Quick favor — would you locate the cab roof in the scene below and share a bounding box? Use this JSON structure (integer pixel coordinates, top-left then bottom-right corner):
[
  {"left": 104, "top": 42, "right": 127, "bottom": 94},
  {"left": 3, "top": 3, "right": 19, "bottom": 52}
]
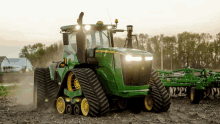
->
[{"left": 61, "top": 24, "right": 117, "bottom": 32}]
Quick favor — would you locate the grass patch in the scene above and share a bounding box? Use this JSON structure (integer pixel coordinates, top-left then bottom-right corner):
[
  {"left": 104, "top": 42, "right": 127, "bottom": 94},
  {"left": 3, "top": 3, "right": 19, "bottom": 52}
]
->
[{"left": 0, "top": 86, "right": 9, "bottom": 96}]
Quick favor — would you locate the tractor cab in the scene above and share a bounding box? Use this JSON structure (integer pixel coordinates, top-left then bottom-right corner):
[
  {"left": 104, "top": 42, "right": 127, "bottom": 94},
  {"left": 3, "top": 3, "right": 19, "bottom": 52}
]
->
[{"left": 61, "top": 23, "right": 114, "bottom": 57}]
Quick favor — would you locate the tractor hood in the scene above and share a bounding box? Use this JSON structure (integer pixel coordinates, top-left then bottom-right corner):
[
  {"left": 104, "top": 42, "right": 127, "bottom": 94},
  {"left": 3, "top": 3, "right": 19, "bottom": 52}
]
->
[{"left": 95, "top": 47, "right": 153, "bottom": 57}]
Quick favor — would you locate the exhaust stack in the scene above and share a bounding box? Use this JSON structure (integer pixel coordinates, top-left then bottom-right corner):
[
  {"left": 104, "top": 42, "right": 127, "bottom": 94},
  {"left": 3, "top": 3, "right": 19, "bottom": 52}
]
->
[{"left": 76, "top": 12, "right": 87, "bottom": 63}]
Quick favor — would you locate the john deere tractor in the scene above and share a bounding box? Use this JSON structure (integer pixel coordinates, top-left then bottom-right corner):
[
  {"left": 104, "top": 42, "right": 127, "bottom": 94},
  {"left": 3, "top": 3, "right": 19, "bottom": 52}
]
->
[{"left": 33, "top": 12, "right": 171, "bottom": 117}]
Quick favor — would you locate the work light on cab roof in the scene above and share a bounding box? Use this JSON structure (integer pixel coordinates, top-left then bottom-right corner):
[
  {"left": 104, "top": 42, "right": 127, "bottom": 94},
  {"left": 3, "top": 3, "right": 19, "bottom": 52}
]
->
[{"left": 96, "top": 21, "right": 103, "bottom": 26}]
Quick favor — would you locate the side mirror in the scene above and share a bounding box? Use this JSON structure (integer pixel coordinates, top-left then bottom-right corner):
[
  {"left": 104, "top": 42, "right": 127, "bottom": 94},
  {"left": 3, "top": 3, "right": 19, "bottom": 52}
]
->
[{"left": 63, "top": 33, "right": 69, "bottom": 45}]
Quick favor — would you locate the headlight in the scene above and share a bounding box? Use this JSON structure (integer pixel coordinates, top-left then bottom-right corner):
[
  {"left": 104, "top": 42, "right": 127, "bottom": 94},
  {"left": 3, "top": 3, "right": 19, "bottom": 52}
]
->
[
  {"left": 76, "top": 25, "right": 80, "bottom": 30},
  {"left": 126, "top": 55, "right": 142, "bottom": 61},
  {"left": 107, "top": 26, "right": 112, "bottom": 29},
  {"left": 85, "top": 25, "right": 91, "bottom": 30},
  {"left": 145, "top": 57, "right": 153, "bottom": 61}
]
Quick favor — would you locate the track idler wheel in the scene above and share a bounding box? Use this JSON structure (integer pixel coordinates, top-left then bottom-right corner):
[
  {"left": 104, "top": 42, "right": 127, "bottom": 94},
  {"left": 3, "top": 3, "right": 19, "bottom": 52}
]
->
[
  {"left": 117, "top": 97, "right": 127, "bottom": 110},
  {"left": 66, "top": 104, "right": 74, "bottom": 115},
  {"left": 56, "top": 96, "right": 67, "bottom": 114},
  {"left": 190, "top": 87, "right": 200, "bottom": 104},
  {"left": 81, "top": 98, "right": 89, "bottom": 116},
  {"left": 74, "top": 104, "right": 81, "bottom": 115},
  {"left": 143, "top": 94, "right": 153, "bottom": 111}
]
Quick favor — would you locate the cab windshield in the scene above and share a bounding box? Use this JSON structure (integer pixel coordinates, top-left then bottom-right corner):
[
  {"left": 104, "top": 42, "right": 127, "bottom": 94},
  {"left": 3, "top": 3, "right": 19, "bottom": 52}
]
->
[{"left": 68, "top": 30, "right": 111, "bottom": 53}]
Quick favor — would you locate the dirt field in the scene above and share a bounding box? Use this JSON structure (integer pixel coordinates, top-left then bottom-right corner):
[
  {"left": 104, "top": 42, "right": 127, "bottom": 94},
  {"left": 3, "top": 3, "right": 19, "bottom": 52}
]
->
[
  {"left": 0, "top": 96, "right": 220, "bottom": 124},
  {"left": 0, "top": 75, "right": 220, "bottom": 124}
]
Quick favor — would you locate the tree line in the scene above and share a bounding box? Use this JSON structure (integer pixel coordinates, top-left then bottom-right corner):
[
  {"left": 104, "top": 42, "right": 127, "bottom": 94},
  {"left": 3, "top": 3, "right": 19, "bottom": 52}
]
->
[
  {"left": 114, "top": 31, "right": 220, "bottom": 70},
  {"left": 19, "top": 31, "right": 220, "bottom": 70}
]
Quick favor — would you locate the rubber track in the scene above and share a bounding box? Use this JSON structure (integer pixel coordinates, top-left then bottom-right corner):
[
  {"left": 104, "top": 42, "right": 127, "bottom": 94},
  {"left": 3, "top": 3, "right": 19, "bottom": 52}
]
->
[
  {"left": 44, "top": 68, "right": 59, "bottom": 107},
  {"left": 72, "top": 68, "right": 110, "bottom": 117},
  {"left": 34, "top": 68, "right": 46, "bottom": 108},
  {"left": 149, "top": 69, "right": 171, "bottom": 112}
]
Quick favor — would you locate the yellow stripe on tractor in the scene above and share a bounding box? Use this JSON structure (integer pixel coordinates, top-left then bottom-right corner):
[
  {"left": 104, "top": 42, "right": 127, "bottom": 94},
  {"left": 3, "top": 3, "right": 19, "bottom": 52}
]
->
[{"left": 95, "top": 50, "right": 116, "bottom": 53}]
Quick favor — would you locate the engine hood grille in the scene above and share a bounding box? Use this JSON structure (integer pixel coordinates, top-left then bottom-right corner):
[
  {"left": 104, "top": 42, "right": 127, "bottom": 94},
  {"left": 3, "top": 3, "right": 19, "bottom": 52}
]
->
[{"left": 120, "top": 55, "right": 152, "bottom": 86}]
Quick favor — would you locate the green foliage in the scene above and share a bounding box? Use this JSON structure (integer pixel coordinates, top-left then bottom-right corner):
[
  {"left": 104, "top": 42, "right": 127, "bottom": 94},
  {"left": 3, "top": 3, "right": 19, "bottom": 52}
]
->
[
  {"left": 19, "top": 41, "right": 63, "bottom": 70},
  {"left": 0, "top": 86, "right": 9, "bottom": 96},
  {"left": 113, "top": 37, "right": 126, "bottom": 47}
]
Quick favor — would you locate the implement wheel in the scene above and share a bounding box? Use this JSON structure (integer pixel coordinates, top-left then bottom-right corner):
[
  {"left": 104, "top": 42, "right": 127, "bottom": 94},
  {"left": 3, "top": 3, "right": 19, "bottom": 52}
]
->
[
  {"left": 186, "top": 87, "right": 191, "bottom": 99},
  {"left": 190, "top": 87, "right": 200, "bottom": 104},
  {"left": 148, "top": 69, "right": 171, "bottom": 113},
  {"left": 205, "top": 87, "right": 211, "bottom": 97}
]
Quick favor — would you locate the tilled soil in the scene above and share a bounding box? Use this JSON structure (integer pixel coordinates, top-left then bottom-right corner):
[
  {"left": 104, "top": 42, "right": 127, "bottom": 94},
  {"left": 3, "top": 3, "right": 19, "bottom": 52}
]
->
[{"left": 0, "top": 97, "right": 220, "bottom": 124}]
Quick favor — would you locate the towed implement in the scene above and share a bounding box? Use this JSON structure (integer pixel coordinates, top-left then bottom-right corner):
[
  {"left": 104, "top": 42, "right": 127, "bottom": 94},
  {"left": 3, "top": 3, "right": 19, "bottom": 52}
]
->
[
  {"left": 33, "top": 12, "right": 171, "bottom": 117},
  {"left": 157, "top": 68, "right": 220, "bottom": 104}
]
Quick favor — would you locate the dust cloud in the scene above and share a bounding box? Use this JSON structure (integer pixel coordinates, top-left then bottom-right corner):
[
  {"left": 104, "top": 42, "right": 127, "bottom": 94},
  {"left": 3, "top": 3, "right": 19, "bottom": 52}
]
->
[
  {"left": 6, "top": 75, "right": 35, "bottom": 105},
  {"left": 15, "top": 75, "right": 34, "bottom": 105}
]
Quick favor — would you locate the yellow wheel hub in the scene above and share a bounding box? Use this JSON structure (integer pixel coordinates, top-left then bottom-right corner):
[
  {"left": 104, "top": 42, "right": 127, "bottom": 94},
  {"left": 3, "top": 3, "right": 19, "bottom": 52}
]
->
[
  {"left": 81, "top": 98, "right": 89, "bottom": 116},
  {"left": 56, "top": 97, "right": 66, "bottom": 114},
  {"left": 67, "top": 72, "right": 81, "bottom": 92},
  {"left": 144, "top": 95, "right": 153, "bottom": 111},
  {"left": 191, "top": 91, "right": 194, "bottom": 101}
]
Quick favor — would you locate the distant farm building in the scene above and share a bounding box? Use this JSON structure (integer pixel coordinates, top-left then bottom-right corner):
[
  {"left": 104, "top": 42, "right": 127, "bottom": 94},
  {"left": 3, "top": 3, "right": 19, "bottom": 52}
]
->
[
  {"left": 0, "top": 56, "right": 13, "bottom": 72},
  {"left": 0, "top": 56, "right": 33, "bottom": 73}
]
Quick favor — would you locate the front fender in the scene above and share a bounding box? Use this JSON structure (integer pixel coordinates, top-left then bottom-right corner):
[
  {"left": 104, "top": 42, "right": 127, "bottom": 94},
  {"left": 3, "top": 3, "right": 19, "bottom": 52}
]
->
[
  {"left": 96, "top": 66, "right": 118, "bottom": 94},
  {"left": 49, "top": 63, "right": 58, "bottom": 80}
]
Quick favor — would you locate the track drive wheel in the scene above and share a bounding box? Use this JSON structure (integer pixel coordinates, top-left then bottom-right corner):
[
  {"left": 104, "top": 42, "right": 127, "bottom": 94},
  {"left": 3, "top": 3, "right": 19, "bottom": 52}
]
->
[
  {"left": 33, "top": 68, "right": 46, "bottom": 109},
  {"left": 190, "top": 87, "right": 200, "bottom": 104},
  {"left": 56, "top": 96, "right": 67, "bottom": 114},
  {"left": 148, "top": 69, "right": 171, "bottom": 113}
]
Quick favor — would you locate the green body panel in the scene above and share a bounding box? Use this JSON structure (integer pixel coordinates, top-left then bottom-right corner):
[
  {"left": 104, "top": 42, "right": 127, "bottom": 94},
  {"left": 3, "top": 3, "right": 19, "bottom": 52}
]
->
[
  {"left": 49, "top": 65, "right": 54, "bottom": 80},
  {"left": 64, "top": 89, "right": 82, "bottom": 99}
]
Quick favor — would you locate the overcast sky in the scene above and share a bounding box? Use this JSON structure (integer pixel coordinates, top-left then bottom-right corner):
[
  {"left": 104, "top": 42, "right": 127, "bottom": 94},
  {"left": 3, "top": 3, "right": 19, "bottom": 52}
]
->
[{"left": 0, "top": 0, "right": 220, "bottom": 58}]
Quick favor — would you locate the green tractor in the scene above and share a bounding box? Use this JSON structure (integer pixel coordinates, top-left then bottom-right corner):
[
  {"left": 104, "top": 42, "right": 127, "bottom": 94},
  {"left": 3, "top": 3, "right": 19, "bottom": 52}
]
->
[{"left": 33, "top": 12, "right": 171, "bottom": 117}]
